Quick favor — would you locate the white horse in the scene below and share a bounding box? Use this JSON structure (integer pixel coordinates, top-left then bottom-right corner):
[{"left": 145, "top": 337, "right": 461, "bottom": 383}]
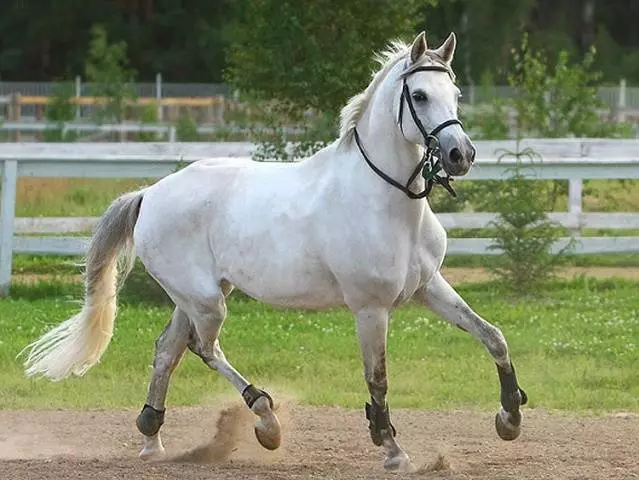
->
[{"left": 22, "top": 31, "right": 526, "bottom": 471}]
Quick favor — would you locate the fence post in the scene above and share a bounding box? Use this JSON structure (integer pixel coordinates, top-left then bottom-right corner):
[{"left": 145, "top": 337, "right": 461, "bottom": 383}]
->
[
  {"left": 0, "top": 159, "right": 18, "bottom": 296},
  {"left": 568, "top": 178, "right": 583, "bottom": 234},
  {"left": 75, "top": 75, "right": 82, "bottom": 120},
  {"left": 10, "top": 94, "right": 20, "bottom": 142},
  {"left": 617, "top": 78, "right": 626, "bottom": 123},
  {"left": 156, "top": 73, "right": 163, "bottom": 122}
]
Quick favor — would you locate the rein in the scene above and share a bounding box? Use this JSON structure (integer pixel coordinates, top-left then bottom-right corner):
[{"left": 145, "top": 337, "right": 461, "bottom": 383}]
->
[{"left": 354, "top": 64, "right": 461, "bottom": 198}]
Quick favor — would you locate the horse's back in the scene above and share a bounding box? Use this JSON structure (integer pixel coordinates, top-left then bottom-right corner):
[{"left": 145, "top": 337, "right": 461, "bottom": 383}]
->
[{"left": 134, "top": 154, "right": 346, "bottom": 308}]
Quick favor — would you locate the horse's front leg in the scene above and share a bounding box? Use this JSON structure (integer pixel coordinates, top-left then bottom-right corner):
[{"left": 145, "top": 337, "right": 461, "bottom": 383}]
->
[
  {"left": 422, "top": 272, "right": 528, "bottom": 440},
  {"left": 355, "top": 308, "right": 413, "bottom": 472}
]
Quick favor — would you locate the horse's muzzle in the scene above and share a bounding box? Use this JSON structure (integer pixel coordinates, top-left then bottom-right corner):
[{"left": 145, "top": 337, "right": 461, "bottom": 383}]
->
[{"left": 443, "top": 138, "right": 475, "bottom": 176}]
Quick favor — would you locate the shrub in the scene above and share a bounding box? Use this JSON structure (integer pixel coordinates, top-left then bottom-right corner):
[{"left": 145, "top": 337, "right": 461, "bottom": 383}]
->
[
  {"left": 175, "top": 112, "right": 199, "bottom": 141},
  {"left": 44, "top": 81, "right": 78, "bottom": 142},
  {"left": 486, "top": 147, "right": 575, "bottom": 295}
]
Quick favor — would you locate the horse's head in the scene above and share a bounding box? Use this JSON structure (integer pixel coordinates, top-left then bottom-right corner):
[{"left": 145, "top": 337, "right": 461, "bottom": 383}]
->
[{"left": 398, "top": 32, "right": 475, "bottom": 177}]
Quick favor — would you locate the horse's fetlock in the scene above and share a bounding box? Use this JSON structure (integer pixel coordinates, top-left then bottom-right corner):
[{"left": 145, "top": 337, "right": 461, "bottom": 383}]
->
[
  {"left": 501, "top": 389, "right": 523, "bottom": 413},
  {"left": 365, "top": 398, "right": 397, "bottom": 447},
  {"left": 136, "top": 404, "right": 165, "bottom": 437},
  {"left": 242, "top": 384, "right": 274, "bottom": 410}
]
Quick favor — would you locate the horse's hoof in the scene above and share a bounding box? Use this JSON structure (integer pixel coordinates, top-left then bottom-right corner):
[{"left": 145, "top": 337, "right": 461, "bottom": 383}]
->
[
  {"left": 495, "top": 409, "right": 522, "bottom": 441},
  {"left": 139, "top": 433, "right": 166, "bottom": 460},
  {"left": 383, "top": 451, "right": 414, "bottom": 472},
  {"left": 254, "top": 418, "right": 281, "bottom": 450},
  {"left": 251, "top": 396, "right": 282, "bottom": 450}
]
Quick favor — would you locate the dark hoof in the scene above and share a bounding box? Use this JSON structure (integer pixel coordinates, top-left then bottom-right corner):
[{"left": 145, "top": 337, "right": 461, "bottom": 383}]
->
[{"left": 495, "top": 410, "right": 521, "bottom": 441}]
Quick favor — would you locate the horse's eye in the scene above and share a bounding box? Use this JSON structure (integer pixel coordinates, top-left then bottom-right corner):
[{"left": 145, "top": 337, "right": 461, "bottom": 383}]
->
[{"left": 412, "top": 91, "right": 427, "bottom": 102}]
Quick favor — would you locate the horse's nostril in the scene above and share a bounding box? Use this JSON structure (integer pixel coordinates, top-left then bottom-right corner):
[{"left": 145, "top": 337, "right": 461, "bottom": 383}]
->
[
  {"left": 470, "top": 145, "right": 476, "bottom": 163},
  {"left": 449, "top": 148, "right": 463, "bottom": 164}
]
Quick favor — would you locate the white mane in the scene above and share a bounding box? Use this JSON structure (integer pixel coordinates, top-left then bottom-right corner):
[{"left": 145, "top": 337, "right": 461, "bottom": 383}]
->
[
  {"left": 338, "top": 40, "right": 410, "bottom": 143},
  {"left": 338, "top": 40, "right": 456, "bottom": 145}
]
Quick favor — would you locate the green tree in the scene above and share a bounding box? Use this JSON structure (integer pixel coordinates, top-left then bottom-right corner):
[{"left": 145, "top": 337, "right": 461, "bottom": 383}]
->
[
  {"left": 455, "top": 33, "right": 633, "bottom": 216},
  {"left": 509, "top": 33, "right": 631, "bottom": 138},
  {"left": 226, "top": 0, "right": 435, "bottom": 159},
  {"left": 0, "top": 1, "right": 232, "bottom": 82},
  {"left": 84, "top": 24, "right": 137, "bottom": 124}
]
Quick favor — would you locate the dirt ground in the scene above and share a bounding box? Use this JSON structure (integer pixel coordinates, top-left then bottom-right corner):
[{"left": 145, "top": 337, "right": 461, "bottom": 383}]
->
[
  {"left": 440, "top": 266, "right": 639, "bottom": 285},
  {"left": 1, "top": 401, "right": 637, "bottom": 480}
]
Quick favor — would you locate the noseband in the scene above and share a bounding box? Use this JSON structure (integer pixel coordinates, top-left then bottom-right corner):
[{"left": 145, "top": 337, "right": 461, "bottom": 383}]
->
[{"left": 354, "top": 64, "right": 461, "bottom": 198}]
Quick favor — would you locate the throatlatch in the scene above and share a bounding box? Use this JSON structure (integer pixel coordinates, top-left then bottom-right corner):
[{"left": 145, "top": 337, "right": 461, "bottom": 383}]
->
[
  {"left": 242, "top": 384, "right": 274, "bottom": 409},
  {"left": 365, "top": 398, "right": 397, "bottom": 446},
  {"left": 136, "top": 404, "right": 165, "bottom": 437}
]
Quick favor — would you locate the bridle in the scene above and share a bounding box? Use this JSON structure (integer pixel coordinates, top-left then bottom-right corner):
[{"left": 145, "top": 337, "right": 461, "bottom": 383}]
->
[{"left": 353, "top": 64, "right": 463, "bottom": 198}]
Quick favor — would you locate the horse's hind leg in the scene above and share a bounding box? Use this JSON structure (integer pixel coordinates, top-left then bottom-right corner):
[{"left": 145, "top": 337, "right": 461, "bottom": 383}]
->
[
  {"left": 137, "top": 307, "right": 191, "bottom": 459},
  {"left": 422, "top": 272, "right": 527, "bottom": 440},
  {"left": 187, "top": 290, "right": 282, "bottom": 450}
]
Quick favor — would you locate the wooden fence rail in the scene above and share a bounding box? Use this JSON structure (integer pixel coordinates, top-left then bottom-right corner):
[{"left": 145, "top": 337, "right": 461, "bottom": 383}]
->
[{"left": 1, "top": 139, "right": 639, "bottom": 295}]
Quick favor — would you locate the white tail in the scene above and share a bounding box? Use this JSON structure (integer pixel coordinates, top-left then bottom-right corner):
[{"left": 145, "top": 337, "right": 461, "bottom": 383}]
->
[{"left": 21, "top": 190, "right": 145, "bottom": 380}]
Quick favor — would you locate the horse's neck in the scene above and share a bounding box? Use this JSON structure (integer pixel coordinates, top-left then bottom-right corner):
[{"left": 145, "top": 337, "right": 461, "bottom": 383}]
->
[{"left": 353, "top": 80, "right": 426, "bottom": 196}]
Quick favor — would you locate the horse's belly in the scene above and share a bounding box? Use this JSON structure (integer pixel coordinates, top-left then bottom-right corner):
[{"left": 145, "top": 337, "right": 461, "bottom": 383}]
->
[
  {"left": 218, "top": 245, "right": 344, "bottom": 308},
  {"left": 226, "top": 266, "right": 344, "bottom": 308}
]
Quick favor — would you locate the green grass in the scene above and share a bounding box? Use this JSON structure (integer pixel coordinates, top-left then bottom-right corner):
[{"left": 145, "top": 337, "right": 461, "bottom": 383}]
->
[
  {"left": 15, "top": 178, "right": 150, "bottom": 217},
  {"left": 1, "top": 277, "right": 637, "bottom": 412}
]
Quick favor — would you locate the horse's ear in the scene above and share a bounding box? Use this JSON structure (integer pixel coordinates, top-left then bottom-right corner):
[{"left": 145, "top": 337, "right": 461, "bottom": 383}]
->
[
  {"left": 410, "top": 31, "right": 428, "bottom": 63},
  {"left": 434, "top": 32, "right": 457, "bottom": 64}
]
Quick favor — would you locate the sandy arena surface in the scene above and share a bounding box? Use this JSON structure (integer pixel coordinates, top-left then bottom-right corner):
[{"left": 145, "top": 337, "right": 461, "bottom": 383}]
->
[{"left": 1, "top": 401, "right": 637, "bottom": 479}]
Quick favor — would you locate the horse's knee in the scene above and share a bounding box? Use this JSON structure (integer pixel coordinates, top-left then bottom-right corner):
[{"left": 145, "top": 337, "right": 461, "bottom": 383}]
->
[
  {"left": 486, "top": 325, "right": 508, "bottom": 362},
  {"left": 136, "top": 404, "right": 165, "bottom": 437},
  {"left": 153, "top": 350, "right": 180, "bottom": 375}
]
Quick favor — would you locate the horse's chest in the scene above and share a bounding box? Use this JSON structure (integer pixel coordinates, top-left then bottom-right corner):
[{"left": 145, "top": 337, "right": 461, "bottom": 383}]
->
[
  {"left": 394, "top": 262, "right": 423, "bottom": 306},
  {"left": 395, "top": 221, "right": 447, "bottom": 305}
]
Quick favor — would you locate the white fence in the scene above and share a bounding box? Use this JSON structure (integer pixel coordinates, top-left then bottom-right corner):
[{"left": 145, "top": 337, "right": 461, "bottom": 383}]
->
[
  {"left": 0, "top": 122, "right": 303, "bottom": 142},
  {"left": 1, "top": 139, "right": 639, "bottom": 294}
]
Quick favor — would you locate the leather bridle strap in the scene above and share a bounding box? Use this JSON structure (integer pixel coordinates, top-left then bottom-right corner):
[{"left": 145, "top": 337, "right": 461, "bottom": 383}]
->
[
  {"left": 355, "top": 64, "right": 462, "bottom": 199},
  {"left": 354, "top": 128, "right": 429, "bottom": 199}
]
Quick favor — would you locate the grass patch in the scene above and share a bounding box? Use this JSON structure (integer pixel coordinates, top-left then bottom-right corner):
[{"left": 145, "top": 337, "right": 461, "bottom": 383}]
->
[
  {"left": 13, "top": 255, "right": 83, "bottom": 276},
  {"left": 16, "top": 178, "right": 151, "bottom": 217},
  {"left": 1, "top": 277, "right": 637, "bottom": 412}
]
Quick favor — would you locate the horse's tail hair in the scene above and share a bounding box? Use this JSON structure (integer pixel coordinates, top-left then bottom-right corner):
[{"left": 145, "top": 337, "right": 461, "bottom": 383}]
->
[{"left": 21, "top": 189, "right": 146, "bottom": 381}]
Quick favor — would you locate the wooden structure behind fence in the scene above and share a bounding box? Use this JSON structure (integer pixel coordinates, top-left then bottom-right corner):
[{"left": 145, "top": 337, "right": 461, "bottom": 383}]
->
[{"left": 1, "top": 93, "right": 228, "bottom": 124}]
